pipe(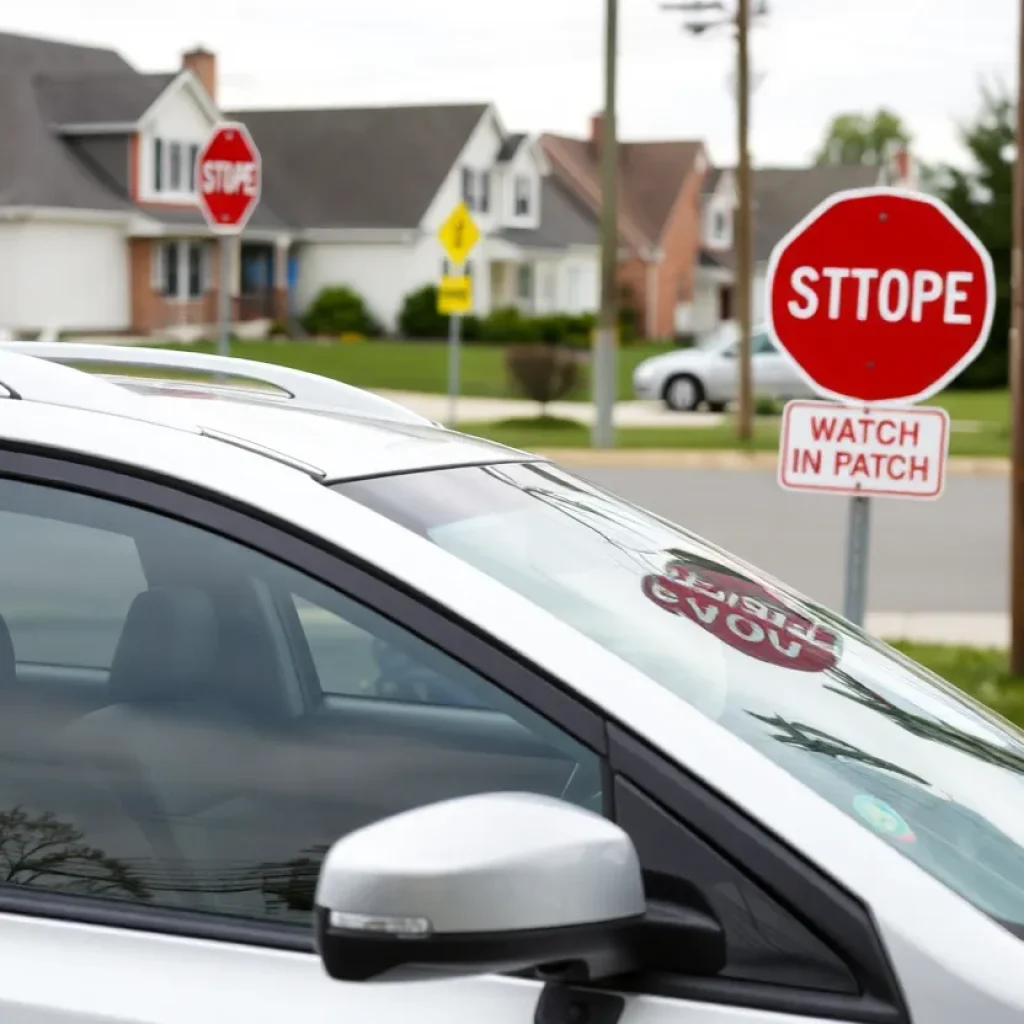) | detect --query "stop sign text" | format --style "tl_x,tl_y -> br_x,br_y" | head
766,189 -> 995,404
195,122 -> 262,234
